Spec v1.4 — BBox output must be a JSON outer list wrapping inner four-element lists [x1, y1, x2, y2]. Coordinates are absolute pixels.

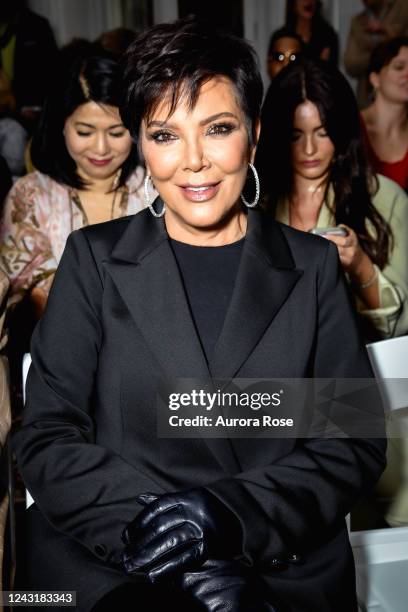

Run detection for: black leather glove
[[122, 489, 242, 581], [180, 559, 278, 612]]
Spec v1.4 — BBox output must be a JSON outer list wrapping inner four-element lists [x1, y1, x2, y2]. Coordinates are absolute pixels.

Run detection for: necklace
[[70, 185, 127, 226], [71, 170, 125, 223], [110, 189, 118, 219], [307, 185, 322, 194]]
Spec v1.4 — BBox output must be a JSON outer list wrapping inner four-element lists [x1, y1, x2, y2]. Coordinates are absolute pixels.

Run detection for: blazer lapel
[[102, 206, 302, 475], [104, 207, 240, 473], [104, 204, 210, 380], [209, 210, 303, 380]]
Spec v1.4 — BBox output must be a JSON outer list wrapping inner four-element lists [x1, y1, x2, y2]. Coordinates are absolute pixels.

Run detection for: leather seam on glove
[[124, 538, 203, 574]]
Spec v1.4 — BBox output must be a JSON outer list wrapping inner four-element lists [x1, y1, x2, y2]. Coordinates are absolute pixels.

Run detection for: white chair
[[366, 336, 408, 412], [366, 336, 408, 527], [22, 353, 34, 509], [351, 526, 408, 612], [350, 337, 408, 612]]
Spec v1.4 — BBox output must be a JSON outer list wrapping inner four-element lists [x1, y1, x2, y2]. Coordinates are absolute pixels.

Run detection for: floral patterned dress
[[0, 169, 146, 307]]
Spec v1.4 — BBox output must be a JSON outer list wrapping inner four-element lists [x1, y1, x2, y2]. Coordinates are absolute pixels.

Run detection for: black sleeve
[[13, 231, 167, 565]]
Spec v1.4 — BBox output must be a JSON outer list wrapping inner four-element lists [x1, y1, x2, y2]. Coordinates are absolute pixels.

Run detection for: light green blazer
[[276, 174, 408, 338]]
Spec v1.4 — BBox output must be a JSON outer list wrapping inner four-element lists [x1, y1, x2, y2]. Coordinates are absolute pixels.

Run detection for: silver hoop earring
[[144, 175, 165, 218], [241, 163, 260, 208]]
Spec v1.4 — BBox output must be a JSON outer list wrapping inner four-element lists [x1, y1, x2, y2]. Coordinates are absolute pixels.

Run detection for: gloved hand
[[180, 559, 278, 612], [122, 489, 242, 582]]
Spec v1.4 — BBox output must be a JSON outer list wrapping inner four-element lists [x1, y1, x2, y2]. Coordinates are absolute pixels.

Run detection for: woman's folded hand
[[122, 489, 242, 581], [179, 559, 277, 612]]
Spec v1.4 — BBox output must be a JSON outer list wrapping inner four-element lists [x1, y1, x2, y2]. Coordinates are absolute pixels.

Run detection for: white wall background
[[28, 0, 363, 89], [28, 0, 123, 44]]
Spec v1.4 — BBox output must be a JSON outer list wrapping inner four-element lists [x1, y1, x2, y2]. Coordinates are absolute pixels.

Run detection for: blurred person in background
[[256, 59, 408, 341], [284, 0, 338, 67], [0, 53, 145, 319], [0, 117, 27, 179], [361, 37, 408, 191], [0, 267, 10, 596], [344, 0, 408, 109], [0, 0, 58, 128], [0, 153, 12, 208], [95, 27, 136, 59], [0, 0, 56, 183], [266, 27, 303, 81]]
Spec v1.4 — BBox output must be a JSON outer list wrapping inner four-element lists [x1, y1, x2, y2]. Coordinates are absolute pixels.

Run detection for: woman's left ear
[[250, 118, 261, 163]]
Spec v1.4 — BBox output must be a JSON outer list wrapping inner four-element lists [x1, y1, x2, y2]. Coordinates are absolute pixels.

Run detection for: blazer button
[[288, 553, 301, 563], [94, 544, 107, 557]]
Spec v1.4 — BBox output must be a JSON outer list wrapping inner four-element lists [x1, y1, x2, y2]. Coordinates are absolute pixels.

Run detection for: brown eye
[[151, 130, 177, 143], [208, 123, 236, 136]]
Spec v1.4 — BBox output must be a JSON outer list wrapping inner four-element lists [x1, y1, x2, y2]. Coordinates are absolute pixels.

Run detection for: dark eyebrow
[[147, 112, 239, 129], [75, 121, 124, 129]]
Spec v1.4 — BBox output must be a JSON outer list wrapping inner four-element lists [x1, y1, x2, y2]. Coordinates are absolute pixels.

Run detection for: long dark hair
[[255, 59, 392, 269], [31, 51, 139, 190]]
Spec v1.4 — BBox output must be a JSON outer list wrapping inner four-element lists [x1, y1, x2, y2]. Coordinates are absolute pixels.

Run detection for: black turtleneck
[[170, 237, 244, 362]]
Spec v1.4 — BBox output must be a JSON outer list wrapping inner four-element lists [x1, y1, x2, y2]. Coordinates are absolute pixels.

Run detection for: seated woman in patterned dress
[[0, 52, 145, 318]]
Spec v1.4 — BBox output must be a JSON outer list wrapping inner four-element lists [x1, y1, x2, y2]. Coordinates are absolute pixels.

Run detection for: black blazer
[[14, 207, 385, 612]]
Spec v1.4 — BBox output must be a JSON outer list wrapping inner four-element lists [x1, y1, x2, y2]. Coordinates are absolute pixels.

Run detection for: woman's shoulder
[[265, 214, 332, 267], [278, 219, 329, 247], [125, 167, 145, 193], [9, 171, 68, 199], [372, 174, 408, 217], [79, 208, 149, 253]]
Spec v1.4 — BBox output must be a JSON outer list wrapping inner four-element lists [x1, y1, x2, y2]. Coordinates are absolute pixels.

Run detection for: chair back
[[367, 336, 408, 412]]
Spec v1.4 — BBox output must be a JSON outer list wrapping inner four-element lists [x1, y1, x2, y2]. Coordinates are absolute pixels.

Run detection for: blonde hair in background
[[79, 71, 91, 100]]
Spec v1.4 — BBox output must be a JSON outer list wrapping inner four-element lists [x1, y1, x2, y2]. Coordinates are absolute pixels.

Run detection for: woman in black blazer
[[13, 17, 385, 612]]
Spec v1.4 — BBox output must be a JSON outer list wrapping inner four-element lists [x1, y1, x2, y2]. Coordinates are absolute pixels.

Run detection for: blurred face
[[363, 0, 385, 12], [64, 101, 132, 184], [371, 47, 408, 103], [267, 37, 302, 80], [294, 0, 317, 20], [141, 77, 258, 242], [291, 100, 335, 182]]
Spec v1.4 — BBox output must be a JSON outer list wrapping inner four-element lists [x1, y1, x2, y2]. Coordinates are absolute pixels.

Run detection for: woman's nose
[[282, 56, 291, 69], [304, 135, 317, 156], [93, 133, 110, 156], [183, 137, 207, 172]]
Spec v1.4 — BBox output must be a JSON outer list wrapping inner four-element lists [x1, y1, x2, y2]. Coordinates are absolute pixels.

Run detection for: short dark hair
[[255, 59, 392, 269], [120, 17, 263, 152], [369, 36, 408, 74], [31, 52, 139, 190], [268, 27, 304, 57]]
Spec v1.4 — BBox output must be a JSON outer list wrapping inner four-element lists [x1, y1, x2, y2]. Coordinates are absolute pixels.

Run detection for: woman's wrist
[[349, 252, 376, 288], [356, 265, 378, 289]]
